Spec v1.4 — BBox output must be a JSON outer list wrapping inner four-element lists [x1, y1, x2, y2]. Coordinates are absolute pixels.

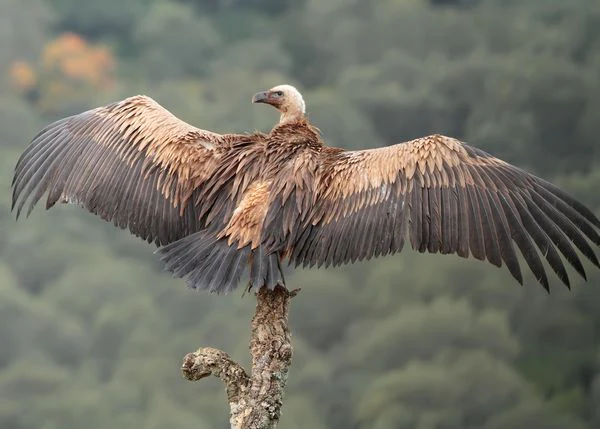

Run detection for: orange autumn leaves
[[9, 32, 115, 114], [10, 61, 37, 93], [43, 32, 114, 88]]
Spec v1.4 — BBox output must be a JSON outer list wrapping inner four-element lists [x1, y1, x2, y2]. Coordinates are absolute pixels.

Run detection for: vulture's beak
[[252, 91, 269, 104]]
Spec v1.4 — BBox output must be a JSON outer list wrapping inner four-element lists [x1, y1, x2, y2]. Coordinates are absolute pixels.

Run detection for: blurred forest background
[[0, 0, 599, 428]]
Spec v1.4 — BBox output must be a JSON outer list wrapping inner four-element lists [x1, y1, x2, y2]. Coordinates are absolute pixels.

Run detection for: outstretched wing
[[288, 134, 600, 290], [12, 95, 242, 246]]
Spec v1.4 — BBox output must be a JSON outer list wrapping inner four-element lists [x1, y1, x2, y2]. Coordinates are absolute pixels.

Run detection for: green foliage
[[47, 0, 157, 41], [0, 0, 53, 73], [132, 1, 223, 79], [173, 0, 303, 16], [1, 0, 600, 428], [357, 351, 534, 429]]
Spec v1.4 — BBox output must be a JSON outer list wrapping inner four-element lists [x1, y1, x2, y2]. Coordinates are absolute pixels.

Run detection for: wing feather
[[466, 185, 486, 261], [512, 193, 570, 287], [286, 134, 600, 290], [12, 95, 241, 245], [485, 188, 523, 282], [499, 193, 547, 288], [475, 187, 501, 267]]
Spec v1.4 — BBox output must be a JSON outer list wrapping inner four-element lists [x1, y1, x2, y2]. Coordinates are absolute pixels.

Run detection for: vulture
[[11, 84, 600, 294]]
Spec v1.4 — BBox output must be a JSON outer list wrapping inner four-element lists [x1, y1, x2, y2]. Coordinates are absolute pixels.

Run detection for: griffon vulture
[[12, 84, 600, 293]]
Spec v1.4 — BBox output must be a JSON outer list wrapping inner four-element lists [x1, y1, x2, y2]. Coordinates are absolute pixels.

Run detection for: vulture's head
[[252, 84, 306, 125]]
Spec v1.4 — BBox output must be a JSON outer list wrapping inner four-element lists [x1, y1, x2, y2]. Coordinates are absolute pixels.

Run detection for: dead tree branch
[[182, 285, 298, 429]]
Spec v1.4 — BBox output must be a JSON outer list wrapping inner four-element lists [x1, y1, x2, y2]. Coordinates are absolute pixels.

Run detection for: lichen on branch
[[182, 347, 250, 403]]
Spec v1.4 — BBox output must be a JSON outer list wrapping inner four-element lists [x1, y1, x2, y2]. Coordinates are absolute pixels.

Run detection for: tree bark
[[182, 285, 297, 429]]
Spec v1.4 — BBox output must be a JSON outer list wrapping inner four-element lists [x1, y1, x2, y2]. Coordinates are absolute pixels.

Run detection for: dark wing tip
[[542, 179, 600, 229], [514, 270, 524, 286]]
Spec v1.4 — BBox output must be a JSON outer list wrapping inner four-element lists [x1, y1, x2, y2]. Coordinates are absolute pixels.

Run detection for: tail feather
[[250, 246, 266, 287], [199, 246, 227, 290], [206, 245, 239, 293], [164, 233, 217, 276], [221, 251, 249, 294], [157, 231, 249, 294], [250, 247, 285, 290], [266, 253, 282, 289], [157, 232, 286, 293]]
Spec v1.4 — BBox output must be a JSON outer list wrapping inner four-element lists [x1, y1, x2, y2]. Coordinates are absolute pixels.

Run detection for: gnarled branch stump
[[182, 285, 297, 429]]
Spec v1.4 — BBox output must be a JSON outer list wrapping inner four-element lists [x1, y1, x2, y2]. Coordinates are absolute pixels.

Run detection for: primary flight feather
[[12, 84, 600, 293]]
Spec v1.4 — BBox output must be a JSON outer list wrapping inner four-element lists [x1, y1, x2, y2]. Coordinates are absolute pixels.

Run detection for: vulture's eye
[[274, 91, 284, 97]]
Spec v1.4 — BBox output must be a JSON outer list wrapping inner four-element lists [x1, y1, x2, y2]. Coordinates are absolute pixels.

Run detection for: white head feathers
[[252, 84, 307, 125], [269, 84, 306, 115]]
